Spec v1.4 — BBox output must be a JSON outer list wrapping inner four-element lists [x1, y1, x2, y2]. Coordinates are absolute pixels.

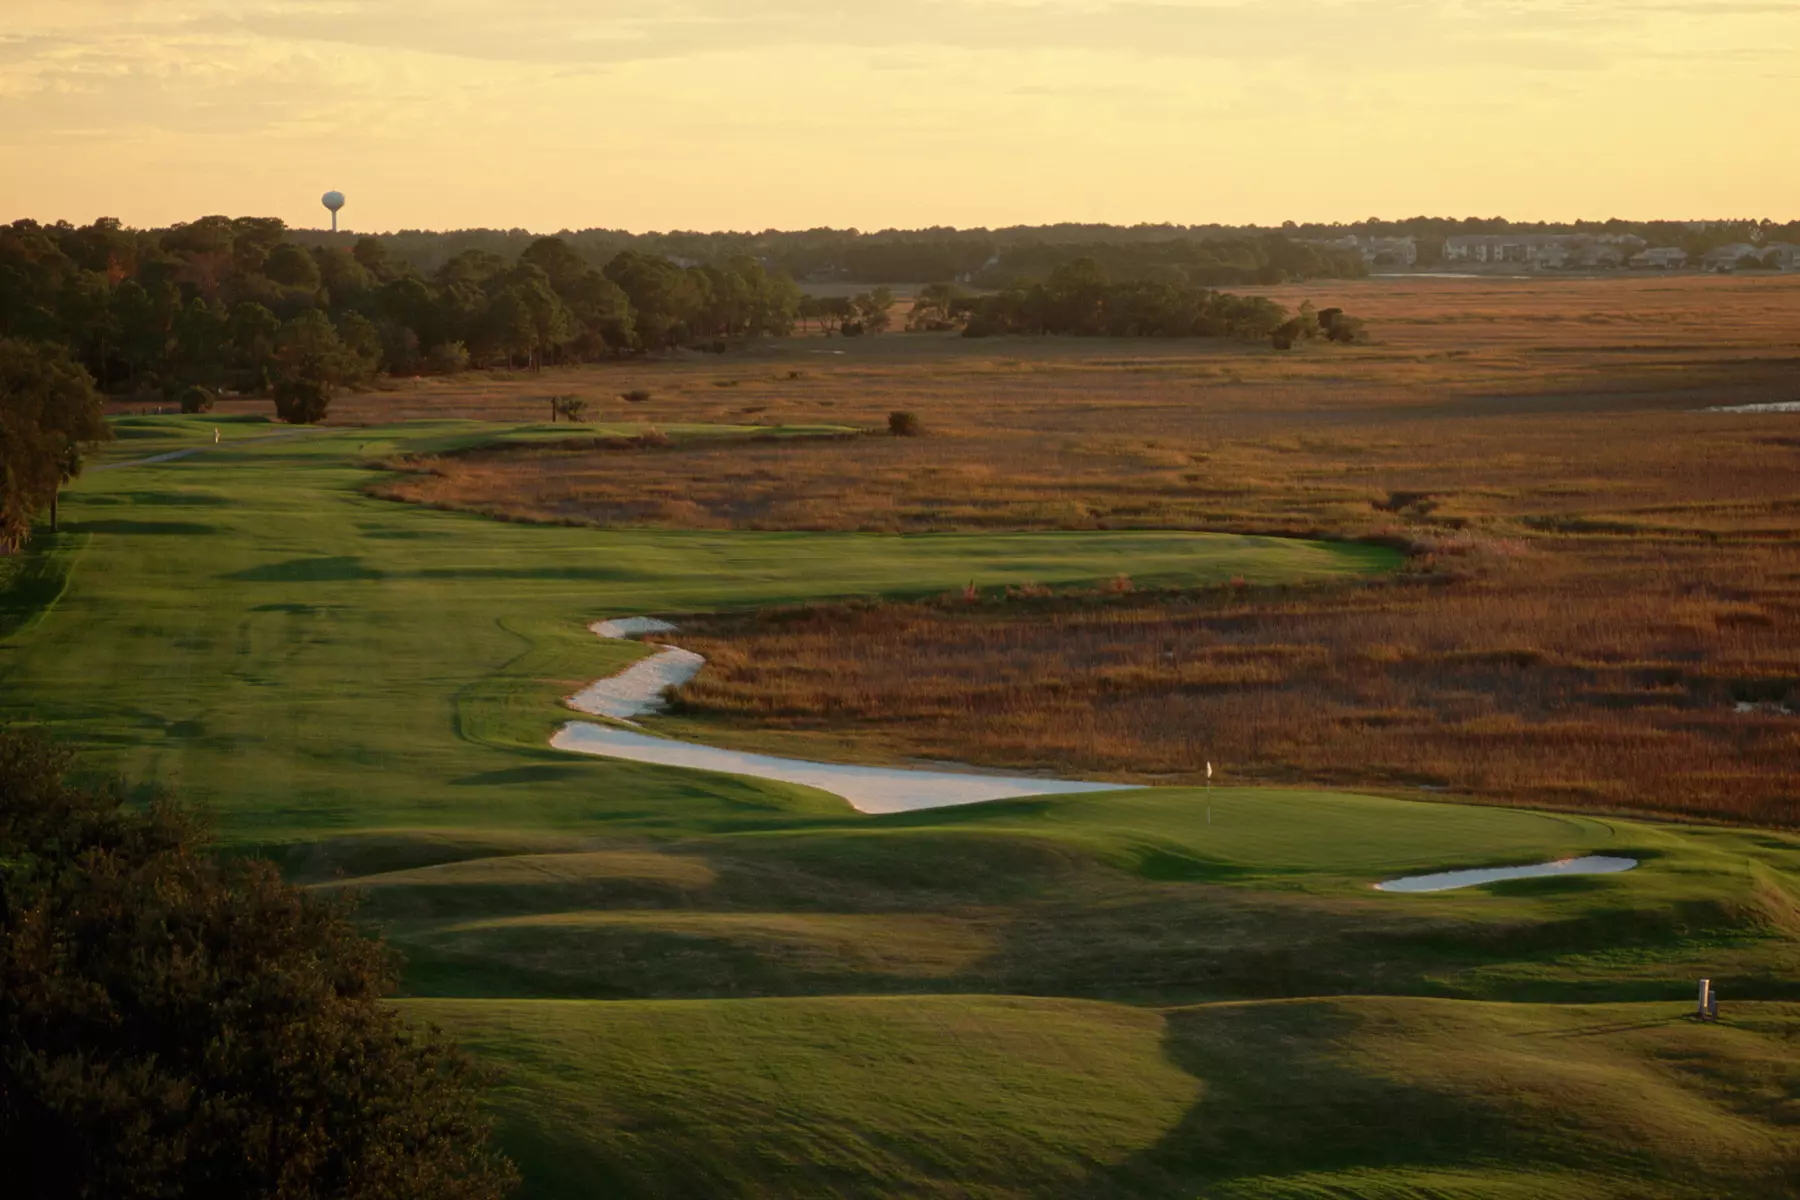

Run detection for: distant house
[[1701, 243, 1764, 271], [1367, 237, 1418, 267], [1629, 247, 1688, 269], [1310, 235, 1417, 267], [1761, 243, 1800, 271], [1443, 234, 1640, 270]]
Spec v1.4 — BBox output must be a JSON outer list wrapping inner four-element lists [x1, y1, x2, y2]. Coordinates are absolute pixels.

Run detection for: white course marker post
[[1697, 978, 1712, 1020]]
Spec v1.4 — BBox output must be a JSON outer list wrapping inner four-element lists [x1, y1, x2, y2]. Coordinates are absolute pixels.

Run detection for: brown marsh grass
[[366, 274, 1800, 825]]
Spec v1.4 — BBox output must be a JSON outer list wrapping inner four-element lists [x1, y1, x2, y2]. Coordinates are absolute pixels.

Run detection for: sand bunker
[[1376, 855, 1637, 893], [1705, 401, 1800, 413], [553, 722, 1129, 814], [555, 617, 1130, 813], [566, 619, 705, 723]]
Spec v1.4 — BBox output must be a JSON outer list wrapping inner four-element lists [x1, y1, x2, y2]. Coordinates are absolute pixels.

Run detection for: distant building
[[1442, 234, 1641, 270], [1701, 243, 1766, 271], [1310, 235, 1417, 267], [1761, 243, 1800, 271], [1629, 247, 1689, 269]]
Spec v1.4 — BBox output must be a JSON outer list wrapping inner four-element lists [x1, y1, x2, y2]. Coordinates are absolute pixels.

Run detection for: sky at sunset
[[3, 1, 1796, 233]]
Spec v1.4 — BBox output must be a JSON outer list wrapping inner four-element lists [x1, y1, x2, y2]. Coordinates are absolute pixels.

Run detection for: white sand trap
[[1705, 401, 1800, 413], [1376, 855, 1637, 893], [555, 616, 1130, 813], [566, 620, 705, 722], [552, 722, 1129, 814]]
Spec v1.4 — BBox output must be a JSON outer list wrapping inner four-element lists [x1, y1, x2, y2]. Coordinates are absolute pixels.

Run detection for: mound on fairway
[[410, 994, 1800, 1200]]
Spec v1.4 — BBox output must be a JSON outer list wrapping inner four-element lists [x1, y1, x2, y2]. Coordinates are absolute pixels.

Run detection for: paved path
[[91, 447, 206, 471]]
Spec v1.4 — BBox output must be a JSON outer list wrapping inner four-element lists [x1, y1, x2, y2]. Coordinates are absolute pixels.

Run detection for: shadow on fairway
[[226, 556, 383, 582], [1094, 1001, 1515, 1194], [412, 566, 652, 582], [73, 519, 217, 536], [86, 490, 229, 507], [450, 765, 601, 787]]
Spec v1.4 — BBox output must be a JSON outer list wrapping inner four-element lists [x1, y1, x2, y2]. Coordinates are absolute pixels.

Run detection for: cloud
[[12, 0, 1796, 73]]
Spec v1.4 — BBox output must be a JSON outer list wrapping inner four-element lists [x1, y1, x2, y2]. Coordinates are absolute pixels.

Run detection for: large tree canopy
[[0, 730, 518, 1199], [0, 338, 109, 552]]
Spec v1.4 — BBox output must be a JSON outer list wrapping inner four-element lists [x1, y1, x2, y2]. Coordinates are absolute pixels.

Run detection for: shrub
[[621, 388, 653, 403], [177, 384, 216, 414], [550, 395, 587, 423], [888, 411, 923, 437], [1318, 308, 1368, 344], [272, 377, 331, 424], [0, 729, 517, 1198], [425, 341, 470, 374]]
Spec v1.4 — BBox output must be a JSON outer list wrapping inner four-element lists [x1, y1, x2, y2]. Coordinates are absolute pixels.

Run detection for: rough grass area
[[658, 559, 1800, 823]]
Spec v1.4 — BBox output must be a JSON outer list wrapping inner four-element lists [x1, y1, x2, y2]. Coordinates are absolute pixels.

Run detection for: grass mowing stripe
[[0, 530, 85, 644]]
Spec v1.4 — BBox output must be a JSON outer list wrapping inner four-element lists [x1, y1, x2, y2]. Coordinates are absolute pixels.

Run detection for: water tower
[[321, 190, 346, 233]]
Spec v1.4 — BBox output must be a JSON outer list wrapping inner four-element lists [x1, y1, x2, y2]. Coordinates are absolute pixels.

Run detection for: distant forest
[[290, 217, 1800, 284], [0, 216, 1379, 421], [290, 225, 1373, 289]]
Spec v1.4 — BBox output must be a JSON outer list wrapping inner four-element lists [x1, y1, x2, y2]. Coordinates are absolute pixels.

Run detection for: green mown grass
[[5, 415, 1388, 846], [5, 413, 1798, 1197], [408, 994, 1800, 1199]]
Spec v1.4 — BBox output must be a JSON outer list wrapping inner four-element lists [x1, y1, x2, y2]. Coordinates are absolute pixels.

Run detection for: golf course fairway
[[3, 414, 1797, 1198]]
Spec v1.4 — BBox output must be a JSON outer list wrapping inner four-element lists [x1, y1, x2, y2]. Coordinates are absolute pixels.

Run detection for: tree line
[[293, 226, 1371, 286], [0, 216, 805, 416], [911, 259, 1366, 344], [283, 216, 1800, 286]]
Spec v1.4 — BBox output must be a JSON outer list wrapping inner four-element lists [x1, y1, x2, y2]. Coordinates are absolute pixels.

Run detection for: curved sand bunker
[[1376, 855, 1637, 893], [554, 618, 1129, 814], [566, 619, 705, 724]]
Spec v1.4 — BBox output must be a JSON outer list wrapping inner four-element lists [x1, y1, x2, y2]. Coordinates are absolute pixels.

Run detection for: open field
[[361, 274, 1800, 825], [6, 273, 1800, 1197]]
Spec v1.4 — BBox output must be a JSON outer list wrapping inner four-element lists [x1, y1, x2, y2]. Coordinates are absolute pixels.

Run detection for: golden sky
[[3, 1, 1796, 232]]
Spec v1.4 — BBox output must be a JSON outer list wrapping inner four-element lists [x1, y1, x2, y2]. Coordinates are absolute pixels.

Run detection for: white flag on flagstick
[[1206, 761, 1213, 779]]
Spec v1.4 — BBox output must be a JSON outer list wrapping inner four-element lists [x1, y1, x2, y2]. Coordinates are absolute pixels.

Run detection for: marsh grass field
[[9, 272, 1800, 1196], [367, 274, 1800, 826]]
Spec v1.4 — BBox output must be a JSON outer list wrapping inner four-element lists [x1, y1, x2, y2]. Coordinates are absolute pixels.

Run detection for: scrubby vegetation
[[0, 730, 516, 1197], [955, 258, 1316, 339]]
